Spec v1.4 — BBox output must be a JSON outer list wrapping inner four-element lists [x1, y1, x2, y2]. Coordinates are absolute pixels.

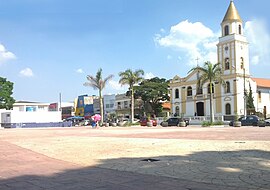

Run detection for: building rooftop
[[252, 78, 270, 88], [222, 1, 242, 23]]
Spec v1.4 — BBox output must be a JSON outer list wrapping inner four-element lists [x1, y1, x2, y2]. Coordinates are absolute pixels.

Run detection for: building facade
[[170, 1, 270, 120]]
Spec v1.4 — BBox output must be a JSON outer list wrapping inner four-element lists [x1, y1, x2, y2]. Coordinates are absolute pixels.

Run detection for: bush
[[123, 121, 140, 127], [202, 121, 223, 127], [202, 121, 212, 127]]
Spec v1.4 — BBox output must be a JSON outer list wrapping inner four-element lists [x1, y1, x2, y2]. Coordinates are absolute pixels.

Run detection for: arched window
[[239, 24, 242, 34], [240, 57, 244, 69], [225, 103, 231, 115], [175, 106, 180, 116], [207, 83, 215, 94], [226, 81, 231, 93], [224, 25, 229, 36], [225, 58, 230, 70], [175, 89, 179, 99], [187, 86, 192, 96]]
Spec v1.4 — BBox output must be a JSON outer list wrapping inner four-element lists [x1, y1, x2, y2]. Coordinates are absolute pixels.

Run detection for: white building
[[1, 101, 61, 126], [103, 94, 116, 119], [170, 1, 270, 120]]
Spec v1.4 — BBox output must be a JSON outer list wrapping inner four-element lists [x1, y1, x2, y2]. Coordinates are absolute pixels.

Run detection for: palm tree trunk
[[209, 83, 214, 123], [99, 89, 104, 124], [131, 87, 134, 123]]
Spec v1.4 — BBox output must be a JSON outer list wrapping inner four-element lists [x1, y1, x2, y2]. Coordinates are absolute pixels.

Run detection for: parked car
[[64, 116, 85, 126], [161, 117, 189, 127], [229, 115, 265, 126], [264, 118, 270, 126], [140, 117, 157, 126]]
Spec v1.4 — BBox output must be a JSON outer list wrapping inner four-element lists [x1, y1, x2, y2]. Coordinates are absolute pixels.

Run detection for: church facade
[[170, 1, 270, 120]]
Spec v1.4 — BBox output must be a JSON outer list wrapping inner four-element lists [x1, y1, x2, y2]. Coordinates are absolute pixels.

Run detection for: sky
[[0, 0, 270, 103]]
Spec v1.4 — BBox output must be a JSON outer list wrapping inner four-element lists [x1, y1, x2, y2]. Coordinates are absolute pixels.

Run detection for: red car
[[140, 117, 157, 126]]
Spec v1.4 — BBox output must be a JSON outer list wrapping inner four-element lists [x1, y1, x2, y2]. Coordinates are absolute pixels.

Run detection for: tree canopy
[[0, 77, 15, 110], [246, 83, 255, 114], [135, 77, 169, 116]]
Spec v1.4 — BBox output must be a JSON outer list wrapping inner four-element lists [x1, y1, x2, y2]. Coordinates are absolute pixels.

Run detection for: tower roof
[[222, 1, 242, 23]]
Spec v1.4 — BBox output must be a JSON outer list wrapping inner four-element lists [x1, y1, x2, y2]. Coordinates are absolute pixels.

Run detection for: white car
[[265, 118, 270, 124]]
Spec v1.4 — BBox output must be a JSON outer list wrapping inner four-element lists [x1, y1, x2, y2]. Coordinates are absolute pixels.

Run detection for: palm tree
[[189, 61, 225, 123], [119, 69, 144, 123], [84, 68, 114, 123]]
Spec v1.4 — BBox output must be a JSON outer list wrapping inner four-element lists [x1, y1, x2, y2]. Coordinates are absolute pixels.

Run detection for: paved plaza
[[0, 126, 270, 190]]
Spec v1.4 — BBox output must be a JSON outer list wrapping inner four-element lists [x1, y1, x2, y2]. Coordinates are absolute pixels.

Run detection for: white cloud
[[154, 20, 219, 65], [76, 68, 84, 73], [160, 28, 166, 33], [20, 68, 34, 77], [145, 72, 155, 79], [0, 43, 16, 65], [167, 55, 172, 60], [245, 19, 270, 65], [108, 80, 127, 91]]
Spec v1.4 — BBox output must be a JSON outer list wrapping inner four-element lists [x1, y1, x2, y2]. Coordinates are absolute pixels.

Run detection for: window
[[224, 25, 229, 36], [225, 58, 230, 70], [239, 24, 242, 34], [258, 91, 261, 103], [175, 89, 179, 99], [187, 86, 192, 96], [124, 101, 128, 108], [175, 106, 180, 116], [240, 57, 244, 69], [207, 83, 214, 94], [225, 103, 231, 115], [225, 81, 231, 93]]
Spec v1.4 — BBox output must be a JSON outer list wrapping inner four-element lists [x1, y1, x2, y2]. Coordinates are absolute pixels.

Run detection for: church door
[[196, 102, 204, 116]]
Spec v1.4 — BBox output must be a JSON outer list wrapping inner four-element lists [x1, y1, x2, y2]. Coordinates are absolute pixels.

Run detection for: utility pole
[[59, 92, 62, 112], [243, 68, 246, 117]]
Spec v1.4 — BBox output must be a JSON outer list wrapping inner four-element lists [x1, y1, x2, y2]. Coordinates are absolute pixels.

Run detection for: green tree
[[246, 83, 255, 114], [119, 69, 144, 123], [84, 68, 114, 123], [189, 62, 225, 123], [0, 77, 15, 110], [135, 77, 169, 116]]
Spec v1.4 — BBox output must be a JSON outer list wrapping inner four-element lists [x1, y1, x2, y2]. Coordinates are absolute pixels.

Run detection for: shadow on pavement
[[1, 147, 270, 190]]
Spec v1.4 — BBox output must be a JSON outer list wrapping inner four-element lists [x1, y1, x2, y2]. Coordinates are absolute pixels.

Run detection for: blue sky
[[0, 0, 270, 102]]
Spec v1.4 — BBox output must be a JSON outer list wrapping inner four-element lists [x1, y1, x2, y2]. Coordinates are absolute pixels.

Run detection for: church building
[[170, 1, 270, 120]]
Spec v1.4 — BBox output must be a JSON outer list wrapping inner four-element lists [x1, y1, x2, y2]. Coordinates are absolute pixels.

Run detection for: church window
[[225, 103, 231, 115], [207, 83, 215, 94], [175, 89, 179, 99], [240, 57, 244, 69], [224, 25, 229, 36], [225, 81, 231, 93], [258, 91, 261, 103], [175, 106, 180, 116], [187, 86, 192, 96], [239, 24, 242, 34], [225, 58, 230, 70]]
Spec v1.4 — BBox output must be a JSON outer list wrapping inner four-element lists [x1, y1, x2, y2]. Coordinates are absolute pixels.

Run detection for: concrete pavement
[[0, 126, 270, 190]]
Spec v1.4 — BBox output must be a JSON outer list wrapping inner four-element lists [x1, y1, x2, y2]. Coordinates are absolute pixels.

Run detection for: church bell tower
[[217, 0, 249, 76]]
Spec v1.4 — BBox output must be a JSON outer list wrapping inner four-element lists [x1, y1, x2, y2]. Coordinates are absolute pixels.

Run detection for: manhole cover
[[141, 158, 160, 162]]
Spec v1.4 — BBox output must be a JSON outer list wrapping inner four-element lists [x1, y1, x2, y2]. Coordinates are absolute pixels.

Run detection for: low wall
[[1, 121, 72, 128]]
